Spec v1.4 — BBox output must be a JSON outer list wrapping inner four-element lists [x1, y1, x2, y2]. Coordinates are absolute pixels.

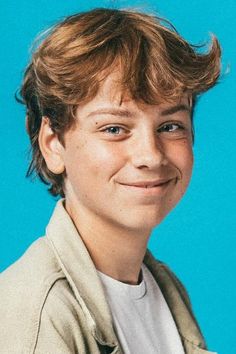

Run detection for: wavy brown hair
[[18, 7, 221, 197]]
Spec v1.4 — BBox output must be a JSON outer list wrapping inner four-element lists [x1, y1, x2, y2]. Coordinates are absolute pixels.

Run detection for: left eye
[[104, 126, 123, 135], [158, 123, 183, 133]]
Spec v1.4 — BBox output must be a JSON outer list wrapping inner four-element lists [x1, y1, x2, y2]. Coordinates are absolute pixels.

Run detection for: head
[[19, 8, 221, 229]]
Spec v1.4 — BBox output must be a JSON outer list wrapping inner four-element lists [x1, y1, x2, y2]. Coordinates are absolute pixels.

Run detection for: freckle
[[95, 121, 98, 125]]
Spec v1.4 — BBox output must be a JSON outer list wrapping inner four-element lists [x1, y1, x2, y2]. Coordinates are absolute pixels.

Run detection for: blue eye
[[105, 126, 122, 134]]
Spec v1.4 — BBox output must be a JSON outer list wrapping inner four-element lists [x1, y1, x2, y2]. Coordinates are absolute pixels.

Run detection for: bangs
[[33, 9, 220, 109]]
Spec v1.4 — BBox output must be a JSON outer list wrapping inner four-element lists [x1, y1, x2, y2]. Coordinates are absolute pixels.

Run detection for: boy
[[0, 8, 220, 354]]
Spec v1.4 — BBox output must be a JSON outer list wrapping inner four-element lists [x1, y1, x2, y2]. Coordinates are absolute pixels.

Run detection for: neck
[[65, 199, 151, 285]]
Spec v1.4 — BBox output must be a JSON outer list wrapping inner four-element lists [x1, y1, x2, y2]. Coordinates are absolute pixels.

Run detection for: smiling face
[[42, 73, 194, 233]]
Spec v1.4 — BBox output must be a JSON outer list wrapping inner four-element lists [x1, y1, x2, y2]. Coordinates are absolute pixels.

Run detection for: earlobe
[[38, 117, 65, 174]]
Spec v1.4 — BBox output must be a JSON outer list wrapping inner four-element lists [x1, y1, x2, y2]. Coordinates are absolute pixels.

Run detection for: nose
[[130, 130, 168, 170]]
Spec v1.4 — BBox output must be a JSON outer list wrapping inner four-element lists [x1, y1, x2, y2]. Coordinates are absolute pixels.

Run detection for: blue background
[[1, 1, 235, 353]]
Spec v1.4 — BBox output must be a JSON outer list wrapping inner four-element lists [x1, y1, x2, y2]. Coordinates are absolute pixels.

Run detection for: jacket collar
[[46, 199, 118, 349]]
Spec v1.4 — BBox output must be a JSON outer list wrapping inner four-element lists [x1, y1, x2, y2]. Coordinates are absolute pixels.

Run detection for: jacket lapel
[[144, 251, 217, 354], [46, 200, 120, 351]]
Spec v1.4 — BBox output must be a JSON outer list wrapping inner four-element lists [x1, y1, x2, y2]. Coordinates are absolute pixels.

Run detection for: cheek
[[166, 140, 193, 177], [179, 146, 193, 173], [65, 136, 126, 181]]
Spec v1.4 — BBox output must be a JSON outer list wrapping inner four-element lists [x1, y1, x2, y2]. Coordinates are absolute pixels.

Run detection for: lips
[[119, 179, 173, 188]]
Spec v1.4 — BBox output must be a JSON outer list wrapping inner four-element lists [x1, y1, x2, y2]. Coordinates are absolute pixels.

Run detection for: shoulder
[[0, 236, 65, 353], [0, 237, 97, 354], [0, 236, 63, 297]]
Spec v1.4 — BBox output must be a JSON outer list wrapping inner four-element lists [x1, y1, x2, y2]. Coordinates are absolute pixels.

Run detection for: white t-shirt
[[98, 264, 185, 354]]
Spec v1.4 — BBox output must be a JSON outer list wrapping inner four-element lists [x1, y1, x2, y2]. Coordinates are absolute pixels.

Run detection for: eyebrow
[[87, 104, 191, 119], [87, 108, 134, 119], [160, 104, 191, 116]]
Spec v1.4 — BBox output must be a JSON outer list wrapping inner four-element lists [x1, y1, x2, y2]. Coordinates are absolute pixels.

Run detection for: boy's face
[[52, 73, 193, 231]]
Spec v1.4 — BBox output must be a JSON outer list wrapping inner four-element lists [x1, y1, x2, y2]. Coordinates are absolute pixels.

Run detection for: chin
[[118, 207, 171, 232]]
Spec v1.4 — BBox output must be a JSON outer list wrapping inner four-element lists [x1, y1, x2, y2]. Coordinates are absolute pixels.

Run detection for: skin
[[39, 72, 193, 285]]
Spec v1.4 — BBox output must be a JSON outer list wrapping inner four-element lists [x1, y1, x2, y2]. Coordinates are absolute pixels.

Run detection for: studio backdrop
[[0, 1, 235, 353]]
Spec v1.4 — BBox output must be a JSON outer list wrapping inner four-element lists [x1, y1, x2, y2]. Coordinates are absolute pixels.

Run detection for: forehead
[[76, 70, 192, 119]]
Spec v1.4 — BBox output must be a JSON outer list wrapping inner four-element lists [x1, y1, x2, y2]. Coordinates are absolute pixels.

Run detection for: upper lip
[[119, 178, 173, 188]]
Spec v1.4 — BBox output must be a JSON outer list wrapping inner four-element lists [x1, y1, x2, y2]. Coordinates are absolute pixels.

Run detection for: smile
[[118, 178, 175, 195], [119, 179, 174, 188]]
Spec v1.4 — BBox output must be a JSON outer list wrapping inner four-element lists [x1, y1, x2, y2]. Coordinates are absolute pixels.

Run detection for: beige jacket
[[0, 200, 216, 354]]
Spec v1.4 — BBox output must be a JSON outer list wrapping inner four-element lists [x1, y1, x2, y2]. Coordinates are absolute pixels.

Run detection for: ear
[[38, 117, 65, 174]]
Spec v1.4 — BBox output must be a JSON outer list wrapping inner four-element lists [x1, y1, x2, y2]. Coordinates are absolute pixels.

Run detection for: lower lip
[[119, 180, 174, 196]]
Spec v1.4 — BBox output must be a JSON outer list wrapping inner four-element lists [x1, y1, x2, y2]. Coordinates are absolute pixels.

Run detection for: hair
[[18, 7, 221, 197]]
